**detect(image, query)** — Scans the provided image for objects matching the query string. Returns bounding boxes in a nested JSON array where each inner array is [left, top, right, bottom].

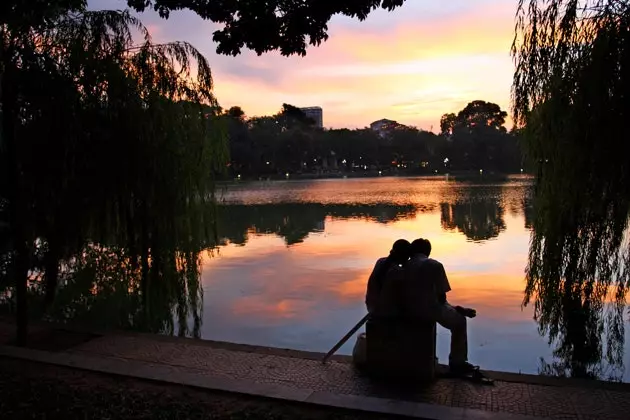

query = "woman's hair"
[[374, 239, 410, 286], [390, 239, 411, 263], [368, 239, 411, 313]]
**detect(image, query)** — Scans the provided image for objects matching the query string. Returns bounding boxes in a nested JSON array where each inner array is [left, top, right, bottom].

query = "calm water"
[[197, 175, 629, 378]]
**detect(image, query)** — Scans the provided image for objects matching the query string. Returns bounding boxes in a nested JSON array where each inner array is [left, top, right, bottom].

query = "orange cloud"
[[211, 2, 517, 129]]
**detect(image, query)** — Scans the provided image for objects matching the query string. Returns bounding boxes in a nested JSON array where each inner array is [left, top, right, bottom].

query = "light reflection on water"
[[199, 175, 578, 376]]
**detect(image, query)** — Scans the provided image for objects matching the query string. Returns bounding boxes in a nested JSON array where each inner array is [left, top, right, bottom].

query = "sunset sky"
[[91, 0, 517, 131]]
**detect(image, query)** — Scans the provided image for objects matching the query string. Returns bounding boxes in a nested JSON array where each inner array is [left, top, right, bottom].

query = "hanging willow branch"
[[1, 8, 228, 339], [512, 0, 630, 378]]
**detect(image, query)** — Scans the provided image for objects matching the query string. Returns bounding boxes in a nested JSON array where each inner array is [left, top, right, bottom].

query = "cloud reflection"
[[199, 177, 555, 375]]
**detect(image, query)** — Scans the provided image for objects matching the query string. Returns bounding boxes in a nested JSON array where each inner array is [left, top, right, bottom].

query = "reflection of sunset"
[[201, 209, 531, 324], [194, 177, 572, 375], [198, 210, 543, 375], [330, 272, 372, 302], [232, 296, 310, 321]]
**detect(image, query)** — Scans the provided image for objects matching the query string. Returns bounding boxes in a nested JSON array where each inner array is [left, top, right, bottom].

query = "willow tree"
[[512, 0, 630, 378], [1, 7, 227, 343]]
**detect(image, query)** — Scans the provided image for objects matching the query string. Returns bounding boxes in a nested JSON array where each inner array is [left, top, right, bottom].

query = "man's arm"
[[435, 262, 451, 305], [435, 262, 477, 318]]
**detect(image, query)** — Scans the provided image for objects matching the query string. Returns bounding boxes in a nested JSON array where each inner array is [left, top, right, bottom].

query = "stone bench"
[[365, 318, 436, 382]]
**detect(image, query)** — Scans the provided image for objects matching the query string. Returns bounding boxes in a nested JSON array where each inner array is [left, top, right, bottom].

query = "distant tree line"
[[221, 100, 524, 179]]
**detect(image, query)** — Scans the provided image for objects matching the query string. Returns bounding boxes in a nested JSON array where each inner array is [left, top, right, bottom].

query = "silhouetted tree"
[[126, 0, 407, 56], [1, 6, 227, 344], [440, 113, 457, 136], [513, 0, 630, 379], [455, 100, 508, 131]]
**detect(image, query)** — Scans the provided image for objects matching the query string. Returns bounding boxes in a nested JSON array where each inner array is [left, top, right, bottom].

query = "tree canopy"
[[125, 0, 406, 56], [220, 100, 522, 178]]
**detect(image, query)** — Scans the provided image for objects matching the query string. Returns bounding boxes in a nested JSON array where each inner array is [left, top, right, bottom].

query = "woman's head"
[[389, 239, 411, 263]]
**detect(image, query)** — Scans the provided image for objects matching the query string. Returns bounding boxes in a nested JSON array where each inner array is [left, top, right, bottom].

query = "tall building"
[[299, 106, 323, 128]]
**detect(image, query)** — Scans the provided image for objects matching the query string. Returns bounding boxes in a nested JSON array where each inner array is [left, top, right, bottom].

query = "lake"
[[193, 175, 630, 379]]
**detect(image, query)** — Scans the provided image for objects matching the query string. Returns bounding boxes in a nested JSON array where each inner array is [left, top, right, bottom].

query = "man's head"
[[410, 238, 431, 257]]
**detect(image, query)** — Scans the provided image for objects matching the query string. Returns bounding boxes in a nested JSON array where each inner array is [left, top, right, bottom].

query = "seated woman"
[[364, 239, 411, 317], [354, 239, 410, 368]]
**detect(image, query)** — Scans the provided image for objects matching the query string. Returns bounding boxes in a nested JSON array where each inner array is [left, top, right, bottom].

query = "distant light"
[[359, 156, 362, 159], [434, 170, 438, 173], [479, 169, 483, 174], [444, 158, 449, 164], [342, 159, 347, 164], [266, 161, 270, 165], [520, 168, 524, 173], [378, 170, 382, 175], [363, 165, 367, 170], [313, 159, 317, 162], [285, 172, 290, 178], [237, 174, 241, 179], [397, 164, 400, 168]]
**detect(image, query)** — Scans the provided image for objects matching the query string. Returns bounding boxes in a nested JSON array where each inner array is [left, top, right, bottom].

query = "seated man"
[[403, 238, 477, 375]]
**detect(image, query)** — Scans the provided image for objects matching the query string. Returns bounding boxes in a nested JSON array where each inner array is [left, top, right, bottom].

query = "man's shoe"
[[449, 362, 494, 385], [449, 361, 478, 375]]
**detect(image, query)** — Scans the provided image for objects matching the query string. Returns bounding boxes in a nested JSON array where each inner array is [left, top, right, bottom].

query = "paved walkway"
[[1, 322, 629, 419]]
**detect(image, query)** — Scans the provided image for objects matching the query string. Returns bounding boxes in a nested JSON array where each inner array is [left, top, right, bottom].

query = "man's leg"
[[435, 303, 468, 368]]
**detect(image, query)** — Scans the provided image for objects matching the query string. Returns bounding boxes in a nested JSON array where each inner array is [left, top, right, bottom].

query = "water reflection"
[[215, 178, 533, 245], [440, 199, 506, 242], [1, 241, 205, 339], [216, 203, 419, 246], [3, 176, 626, 381]]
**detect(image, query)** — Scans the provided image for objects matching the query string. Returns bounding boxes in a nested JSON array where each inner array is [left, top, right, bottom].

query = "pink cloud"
[[209, 2, 516, 129], [119, 0, 517, 129]]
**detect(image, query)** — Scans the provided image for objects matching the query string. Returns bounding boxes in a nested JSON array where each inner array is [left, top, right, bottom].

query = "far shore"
[[218, 171, 533, 183]]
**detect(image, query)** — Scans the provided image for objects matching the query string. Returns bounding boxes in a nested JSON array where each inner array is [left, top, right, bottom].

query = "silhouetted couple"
[[365, 238, 478, 376]]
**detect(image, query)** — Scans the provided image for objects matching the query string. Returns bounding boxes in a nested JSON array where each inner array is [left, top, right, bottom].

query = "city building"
[[299, 106, 323, 128], [370, 119, 404, 137]]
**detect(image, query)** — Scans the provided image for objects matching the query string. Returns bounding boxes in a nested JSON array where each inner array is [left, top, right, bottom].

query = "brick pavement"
[[62, 333, 629, 420]]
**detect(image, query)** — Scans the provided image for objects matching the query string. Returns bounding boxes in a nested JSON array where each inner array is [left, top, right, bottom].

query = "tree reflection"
[[537, 293, 622, 381], [0, 194, 212, 339], [215, 203, 419, 246], [0, 242, 206, 339], [439, 190, 507, 242]]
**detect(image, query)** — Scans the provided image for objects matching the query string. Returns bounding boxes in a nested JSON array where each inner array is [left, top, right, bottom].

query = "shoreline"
[[217, 172, 533, 183], [1, 316, 626, 391], [1, 317, 629, 420]]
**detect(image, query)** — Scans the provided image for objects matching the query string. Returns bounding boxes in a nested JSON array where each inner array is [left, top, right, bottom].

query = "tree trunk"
[[44, 234, 60, 307], [15, 242, 29, 346], [2, 40, 29, 346], [140, 203, 150, 328]]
